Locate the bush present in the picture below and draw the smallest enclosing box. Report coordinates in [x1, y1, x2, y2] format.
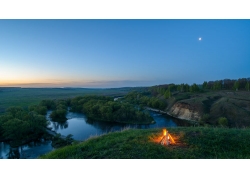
[218, 117, 228, 127]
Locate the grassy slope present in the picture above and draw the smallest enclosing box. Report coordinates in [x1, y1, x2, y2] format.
[40, 127, 250, 159]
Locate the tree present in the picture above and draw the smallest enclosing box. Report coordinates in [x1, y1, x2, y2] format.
[233, 81, 240, 91]
[190, 83, 200, 92]
[3, 118, 30, 147]
[213, 81, 222, 90]
[245, 82, 250, 91]
[184, 84, 190, 92]
[40, 100, 56, 110]
[238, 78, 247, 90]
[29, 105, 47, 115]
[207, 81, 214, 89]
[164, 89, 171, 99]
[223, 79, 235, 90]
[6, 106, 23, 118]
[50, 109, 67, 121]
[202, 81, 208, 89]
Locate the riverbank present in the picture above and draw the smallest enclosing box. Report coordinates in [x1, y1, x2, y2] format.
[40, 126, 250, 159]
[145, 107, 198, 124]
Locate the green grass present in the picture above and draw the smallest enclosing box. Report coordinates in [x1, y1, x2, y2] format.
[40, 127, 250, 159]
[0, 87, 134, 113]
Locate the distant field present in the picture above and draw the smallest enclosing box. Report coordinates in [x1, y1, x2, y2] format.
[0, 87, 140, 113]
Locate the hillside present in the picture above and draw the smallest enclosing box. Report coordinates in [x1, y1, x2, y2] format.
[164, 90, 250, 127]
[40, 127, 250, 159]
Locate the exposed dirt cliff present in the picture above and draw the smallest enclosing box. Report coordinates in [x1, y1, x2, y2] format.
[168, 102, 202, 121]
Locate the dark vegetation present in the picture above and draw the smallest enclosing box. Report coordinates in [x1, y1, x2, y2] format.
[123, 91, 166, 110]
[0, 106, 49, 147]
[48, 100, 69, 122]
[38, 95, 154, 124]
[40, 127, 250, 159]
[51, 134, 74, 148]
[29, 99, 69, 122]
[0, 99, 75, 149]
[70, 95, 154, 124]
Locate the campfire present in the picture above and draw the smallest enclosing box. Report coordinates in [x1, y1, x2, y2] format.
[160, 128, 175, 146]
[149, 128, 176, 146]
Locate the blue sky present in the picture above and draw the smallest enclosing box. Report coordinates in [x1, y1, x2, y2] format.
[0, 20, 250, 88]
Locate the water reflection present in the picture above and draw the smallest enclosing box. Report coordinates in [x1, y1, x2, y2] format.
[6, 148, 20, 159]
[50, 121, 69, 130]
[0, 140, 53, 159]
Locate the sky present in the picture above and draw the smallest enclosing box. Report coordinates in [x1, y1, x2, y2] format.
[1, 19, 250, 88]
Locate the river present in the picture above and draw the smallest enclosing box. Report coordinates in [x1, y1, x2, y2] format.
[0, 109, 192, 159]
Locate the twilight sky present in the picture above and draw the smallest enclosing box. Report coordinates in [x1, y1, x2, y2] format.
[0, 19, 250, 88]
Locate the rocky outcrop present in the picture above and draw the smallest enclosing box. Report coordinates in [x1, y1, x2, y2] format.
[168, 102, 201, 121]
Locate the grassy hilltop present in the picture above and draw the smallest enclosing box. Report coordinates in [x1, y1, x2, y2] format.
[40, 127, 250, 159]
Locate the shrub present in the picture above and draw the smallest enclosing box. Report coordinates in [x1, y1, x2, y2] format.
[218, 117, 228, 127]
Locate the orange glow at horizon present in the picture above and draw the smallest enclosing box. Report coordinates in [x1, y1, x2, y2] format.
[0, 78, 124, 88]
[0, 78, 89, 87]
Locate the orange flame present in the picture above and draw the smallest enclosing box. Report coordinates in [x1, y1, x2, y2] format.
[163, 129, 167, 136]
[149, 128, 177, 145]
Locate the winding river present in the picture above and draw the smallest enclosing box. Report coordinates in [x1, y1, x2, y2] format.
[0, 109, 192, 159]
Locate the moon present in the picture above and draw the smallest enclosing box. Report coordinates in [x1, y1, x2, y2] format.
[199, 37, 202, 41]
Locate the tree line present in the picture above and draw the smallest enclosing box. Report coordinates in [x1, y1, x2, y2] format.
[150, 83, 200, 99]
[202, 78, 250, 91]
[150, 77, 250, 98]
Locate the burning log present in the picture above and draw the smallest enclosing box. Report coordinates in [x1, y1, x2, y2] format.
[160, 129, 175, 146]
